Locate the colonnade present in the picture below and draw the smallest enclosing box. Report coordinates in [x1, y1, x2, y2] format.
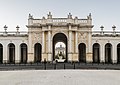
[0, 42, 120, 63]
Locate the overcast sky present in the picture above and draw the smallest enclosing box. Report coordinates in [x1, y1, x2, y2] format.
[0, 0, 120, 31]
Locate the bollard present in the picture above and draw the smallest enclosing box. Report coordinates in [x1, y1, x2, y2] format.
[98, 62, 100, 65]
[14, 61, 15, 66]
[37, 62, 38, 65]
[53, 60, 56, 70]
[54, 64, 56, 69]
[30, 62, 32, 65]
[44, 58, 47, 70]
[25, 62, 26, 66]
[5, 62, 6, 66]
[73, 62, 75, 69]
[64, 63, 65, 69]
[44, 63, 46, 70]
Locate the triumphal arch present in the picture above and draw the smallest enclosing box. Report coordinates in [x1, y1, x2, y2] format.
[27, 12, 93, 63]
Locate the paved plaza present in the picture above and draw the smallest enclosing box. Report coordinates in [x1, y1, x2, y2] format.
[0, 70, 120, 85]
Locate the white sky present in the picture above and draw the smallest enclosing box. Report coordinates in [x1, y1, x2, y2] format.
[0, 0, 120, 31]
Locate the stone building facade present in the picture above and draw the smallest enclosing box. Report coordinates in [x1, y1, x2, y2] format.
[0, 12, 120, 64]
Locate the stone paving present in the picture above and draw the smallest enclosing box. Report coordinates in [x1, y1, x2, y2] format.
[0, 70, 120, 85]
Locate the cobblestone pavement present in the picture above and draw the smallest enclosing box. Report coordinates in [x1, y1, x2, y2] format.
[0, 70, 120, 85]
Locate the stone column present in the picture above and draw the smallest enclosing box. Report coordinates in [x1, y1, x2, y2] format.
[68, 25, 72, 62]
[112, 44, 117, 63]
[42, 30, 46, 61]
[75, 31, 78, 53]
[27, 30, 34, 63]
[88, 32, 92, 52]
[68, 25, 72, 52]
[100, 44, 105, 63]
[47, 25, 52, 61]
[48, 26, 51, 53]
[73, 31, 78, 62]
[42, 31, 45, 53]
[3, 44, 8, 63]
[15, 44, 20, 63]
[86, 31, 92, 63]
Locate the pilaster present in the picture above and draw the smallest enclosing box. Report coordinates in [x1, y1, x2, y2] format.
[3, 44, 8, 63]
[68, 25, 72, 62]
[15, 44, 20, 63]
[100, 44, 105, 63]
[42, 31, 45, 53]
[112, 44, 117, 63]
[75, 31, 78, 53]
[27, 30, 34, 63]
[47, 25, 52, 61]
[86, 31, 92, 63]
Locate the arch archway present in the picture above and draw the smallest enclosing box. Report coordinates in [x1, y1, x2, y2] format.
[0, 44, 3, 64]
[105, 43, 112, 63]
[117, 43, 120, 63]
[20, 43, 27, 63]
[34, 43, 42, 62]
[78, 43, 86, 63]
[8, 43, 15, 63]
[93, 43, 100, 63]
[53, 33, 68, 62]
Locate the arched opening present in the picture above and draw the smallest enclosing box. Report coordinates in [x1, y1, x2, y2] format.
[53, 33, 67, 62]
[78, 43, 86, 63]
[20, 43, 27, 63]
[105, 43, 112, 63]
[8, 43, 15, 63]
[0, 44, 3, 64]
[34, 43, 42, 62]
[117, 43, 120, 63]
[93, 43, 100, 63]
